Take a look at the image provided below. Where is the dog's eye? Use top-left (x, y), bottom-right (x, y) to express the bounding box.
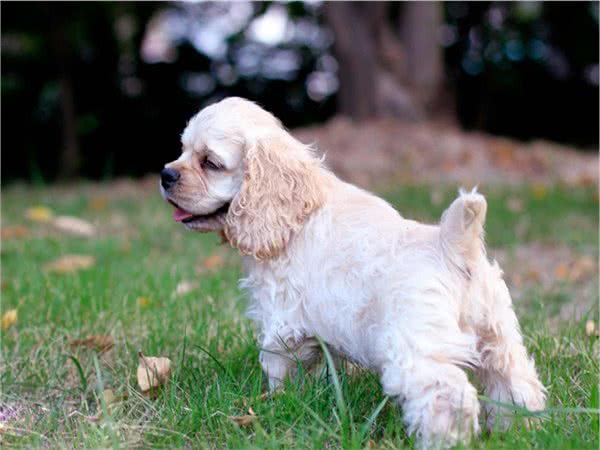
top-left (201, 157), bottom-right (222, 171)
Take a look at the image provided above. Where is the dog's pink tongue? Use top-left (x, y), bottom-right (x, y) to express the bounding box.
top-left (173, 208), bottom-right (194, 222)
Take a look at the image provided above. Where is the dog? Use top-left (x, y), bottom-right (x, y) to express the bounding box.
top-left (160, 97), bottom-right (546, 448)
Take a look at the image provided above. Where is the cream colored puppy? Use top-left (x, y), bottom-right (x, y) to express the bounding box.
top-left (160, 97), bottom-right (546, 448)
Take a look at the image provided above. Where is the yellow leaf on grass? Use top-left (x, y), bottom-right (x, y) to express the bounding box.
top-left (532, 184), bottom-right (547, 200)
top-left (25, 206), bottom-right (54, 222)
top-left (229, 407), bottom-right (257, 426)
top-left (44, 255), bottom-right (95, 273)
top-left (70, 335), bottom-right (114, 353)
top-left (137, 352), bottom-right (172, 393)
top-left (137, 296), bottom-right (152, 307)
top-left (1, 309), bottom-right (17, 330)
top-left (53, 216), bottom-right (96, 237)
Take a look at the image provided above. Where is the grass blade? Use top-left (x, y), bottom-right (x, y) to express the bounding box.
top-left (194, 344), bottom-right (235, 380)
top-left (359, 396), bottom-right (389, 443)
top-left (93, 354), bottom-right (121, 450)
top-left (316, 336), bottom-right (353, 446)
top-left (67, 354), bottom-right (87, 393)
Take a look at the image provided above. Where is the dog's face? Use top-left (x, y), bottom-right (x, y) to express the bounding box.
top-left (160, 97), bottom-right (280, 232)
top-left (161, 96), bottom-right (325, 259)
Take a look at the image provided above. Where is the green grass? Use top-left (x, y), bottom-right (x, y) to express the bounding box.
top-left (1, 181), bottom-right (598, 449)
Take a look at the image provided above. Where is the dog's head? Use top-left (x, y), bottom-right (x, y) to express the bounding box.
top-left (161, 97), bottom-right (325, 259)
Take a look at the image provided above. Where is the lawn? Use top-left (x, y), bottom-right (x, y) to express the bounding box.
top-left (1, 179), bottom-right (598, 449)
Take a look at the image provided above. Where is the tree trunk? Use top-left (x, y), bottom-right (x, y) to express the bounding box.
top-left (399, 2), bottom-right (444, 112)
top-left (58, 75), bottom-right (80, 179)
top-left (323, 1), bottom-right (449, 122)
top-left (323, 2), bottom-right (382, 119)
top-left (52, 17), bottom-right (81, 179)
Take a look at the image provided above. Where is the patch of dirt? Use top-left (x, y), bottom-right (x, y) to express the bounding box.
top-left (294, 117), bottom-right (599, 189)
top-left (492, 243), bottom-right (598, 325)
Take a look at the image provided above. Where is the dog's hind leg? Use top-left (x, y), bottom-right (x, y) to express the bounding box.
top-left (441, 189), bottom-right (545, 429)
top-left (473, 263), bottom-right (546, 431)
top-left (381, 357), bottom-right (480, 449)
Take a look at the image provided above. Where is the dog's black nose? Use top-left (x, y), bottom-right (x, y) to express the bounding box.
top-left (160, 167), bottom-right (180, 190)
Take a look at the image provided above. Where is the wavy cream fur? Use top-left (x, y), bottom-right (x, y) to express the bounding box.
top-left (164, 97), bottom-right (546, 449)
top-left (224, 133), bottom-right (325, 259)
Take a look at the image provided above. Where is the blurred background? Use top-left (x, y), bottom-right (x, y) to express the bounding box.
top-left (1, 1), bottom-right (598, 183)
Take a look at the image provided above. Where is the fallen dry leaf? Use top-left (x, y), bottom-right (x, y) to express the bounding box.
top-left (234, 389), bottom-right (284, 408)
top-left (89, 197), bottom-right (108, 211)
top-left (99, 389), bottom-right (127, 408)
top-left (53, 216), bottom-right (96, 237)
top-left (175, 280), bottom-right (199, 297)
top-left (25, 206), bottom-right (54, 222)
top-left (137, 352), bottom-right (172, 393)
top-left (102, 389), bottom-right (117, 406)
top-left (1, 225), bottom-right (29, 240)
top-left (44, 255), bottom-right (95, 273)
top-left (569, 256), bottom-right (596, 282)
top-left (429, 190), bottom-right (444, 206)
top-left (553, 257), bottom-right (596, 283)
top-left (203, 253), bottom-right (225, 271)
top-left (257, 391), bottom-right (277, 401)
top-left (506, 197), bottom-right (524, 213)
top-left (525, 269), bottom-right (542, 282)
top-left (554, 263), bottom-right (570, 281)
top-left (70, 335), bottom-right (114, 353)
top-left (585, 320), bottom-right (596, 337)
top-left (1, 309), bottom-right (17, 330)
top-left (229, 407), bottom-right (257, 427)
top-left (137, 296), bottom-right (152, 307)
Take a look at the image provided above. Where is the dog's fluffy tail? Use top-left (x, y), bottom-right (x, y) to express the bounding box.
top-left (440, 188), bottom-right (487, 267)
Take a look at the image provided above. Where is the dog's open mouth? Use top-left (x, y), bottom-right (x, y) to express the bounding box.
top-left (168, 199), bottom-right (230, 224)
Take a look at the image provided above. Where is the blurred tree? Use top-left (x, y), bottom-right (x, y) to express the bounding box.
top-left (50, 8), bottom-right (81, 178)
top-left (323, 1), bottom-right (447, 121)
top-left (1, 1), bottom-right (597, 183)
top-left (321, 2), bottom-right (380, 119)
top-left (399, 2), bottom-right (445, 114)
top-left (444, 2), bottom-right (599, 145)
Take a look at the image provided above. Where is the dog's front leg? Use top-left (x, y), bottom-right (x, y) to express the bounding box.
top-left (259, 347), bottom-right (294, 391)
top-left (259, 326), bottom-right (319, 391)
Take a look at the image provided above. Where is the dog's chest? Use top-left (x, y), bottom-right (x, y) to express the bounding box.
top-left (241, 254), bottom-right (375, 358)
top-left (242, 256), bottom-right (304, 308)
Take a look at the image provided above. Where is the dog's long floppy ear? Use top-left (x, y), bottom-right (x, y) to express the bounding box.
top-left (224, 131), bottom-right (325, 259)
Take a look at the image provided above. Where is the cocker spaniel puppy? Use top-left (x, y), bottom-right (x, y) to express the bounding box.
top-left (160, 97), bottom-right (546, 448)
